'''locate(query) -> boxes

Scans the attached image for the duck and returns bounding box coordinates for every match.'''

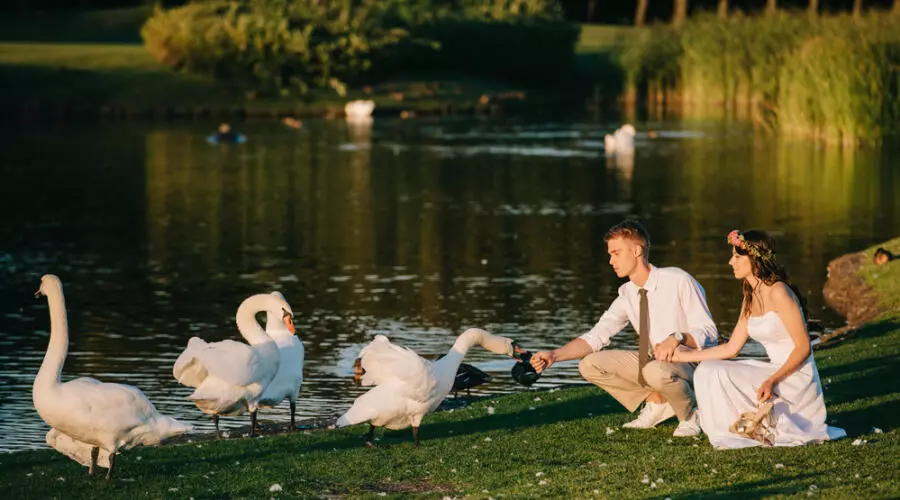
[604,124,636,153]
[173,293,294,436]
[345,100,375,122]
[281,117,303,129]
[257,292,305,430]
[336,328,517,447]
[32,275,191,479]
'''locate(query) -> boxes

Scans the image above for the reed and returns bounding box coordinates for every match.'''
[617,11,900,144]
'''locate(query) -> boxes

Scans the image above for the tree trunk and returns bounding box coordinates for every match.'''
[635,0,648,27]
[808,0,818,16]
[852,0,862,17]
[586,0,598,22]
[718,0,728,19]
[894,0,900,15]
[765,0,777,16]
[673,0,688,26]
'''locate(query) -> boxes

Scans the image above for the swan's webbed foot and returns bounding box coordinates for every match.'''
[290,401,296,432]
[88,446,99,476]
[105,452,116,480]
[365,424,375,448]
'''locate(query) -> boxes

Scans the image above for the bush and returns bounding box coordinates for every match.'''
[142,0,423,94]
[142,0,576,93]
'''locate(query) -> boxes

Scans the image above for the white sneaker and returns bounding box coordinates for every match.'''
[622,402,676,429]
[673,409,702,437]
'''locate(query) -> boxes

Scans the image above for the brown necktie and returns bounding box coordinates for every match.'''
[638,288,649,386]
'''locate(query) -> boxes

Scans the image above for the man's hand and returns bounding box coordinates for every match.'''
[653,335,680,362]
[530,351,556,373]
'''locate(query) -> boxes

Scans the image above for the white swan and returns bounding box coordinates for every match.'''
[336,328,516,447]
[173,293,293,436]
[32,275,191,479]
[257,291,305,429]
[345,100,375,121]
[604,124,636,153]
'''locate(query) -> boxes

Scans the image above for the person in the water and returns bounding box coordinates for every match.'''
[208,123,246,144]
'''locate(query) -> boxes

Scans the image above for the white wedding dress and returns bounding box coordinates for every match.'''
[694,311,846,449]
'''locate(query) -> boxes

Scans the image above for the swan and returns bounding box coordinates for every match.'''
[604,124,636,153]
[173,292,293,436]
[32,275,191,479]
[257,292,305,430]
[345,100,375,121]
[336,328,517,447]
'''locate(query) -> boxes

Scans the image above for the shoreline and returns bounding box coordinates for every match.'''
[2,242,897,497]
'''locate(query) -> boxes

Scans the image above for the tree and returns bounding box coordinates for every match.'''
[718,0,728,19]
[766,0,777,15]
[852,0,862,17]
[635,0,648,27]
[808,0,818,17]
[673,0,688,26]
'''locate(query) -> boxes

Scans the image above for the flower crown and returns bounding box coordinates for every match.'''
[727,230,775,261]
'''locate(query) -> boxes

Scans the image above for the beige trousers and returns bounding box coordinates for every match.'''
[578,350,696,421]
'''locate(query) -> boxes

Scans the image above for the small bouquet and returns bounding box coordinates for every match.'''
[730,398,777,446]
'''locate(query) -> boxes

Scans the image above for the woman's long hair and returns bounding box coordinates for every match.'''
[733,230,808,322]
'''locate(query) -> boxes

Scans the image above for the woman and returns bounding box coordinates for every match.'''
[672,229,846,449]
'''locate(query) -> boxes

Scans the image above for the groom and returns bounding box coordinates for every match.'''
[530,220,717,436]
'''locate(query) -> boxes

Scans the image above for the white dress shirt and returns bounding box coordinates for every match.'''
[579,265,718,352]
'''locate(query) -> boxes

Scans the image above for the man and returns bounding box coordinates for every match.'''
[530,220,717,436]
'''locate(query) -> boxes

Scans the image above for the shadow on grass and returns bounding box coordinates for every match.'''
[649,472,820,499]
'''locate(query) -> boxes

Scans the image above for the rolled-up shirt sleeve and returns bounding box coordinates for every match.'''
[579,295,630,352]
[679,276,718,350]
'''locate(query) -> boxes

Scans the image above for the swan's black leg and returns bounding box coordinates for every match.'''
[213,414,220,435]
[412,426,420,448]
[290,401,296,431]
[88,446,99,476]
[250,410,258,437]
[365,424,375,448]
[105,452,116,480]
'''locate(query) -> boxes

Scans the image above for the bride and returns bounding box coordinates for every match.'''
[672,229,846,449]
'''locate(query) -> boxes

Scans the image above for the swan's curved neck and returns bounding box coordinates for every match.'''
[236,295,275,345]
[435,329,513,379]
[35,285,68,391]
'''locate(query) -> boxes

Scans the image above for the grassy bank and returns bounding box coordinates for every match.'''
[3,254,899,497]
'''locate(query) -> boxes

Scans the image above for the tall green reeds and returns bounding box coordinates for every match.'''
[617,11,900,144]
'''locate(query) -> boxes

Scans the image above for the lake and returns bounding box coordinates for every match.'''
[0,115,897,452]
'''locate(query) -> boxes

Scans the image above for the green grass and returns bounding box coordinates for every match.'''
[3,298,899,498]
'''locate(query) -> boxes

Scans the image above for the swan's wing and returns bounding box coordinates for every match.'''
[358,335,430,387]
[173,337,210,387]
[62,378,157,418]
[175,339,268,388]
[336,378,411,428]
[46,429,111,468]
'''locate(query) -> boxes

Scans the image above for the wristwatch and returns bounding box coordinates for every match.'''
[671,332,685,344]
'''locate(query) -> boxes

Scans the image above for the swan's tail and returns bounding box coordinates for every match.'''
[127,414,193,448]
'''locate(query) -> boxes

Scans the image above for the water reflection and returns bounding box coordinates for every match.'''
[0,117,896,451]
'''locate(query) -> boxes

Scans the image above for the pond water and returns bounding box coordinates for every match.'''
[0,116,897,452]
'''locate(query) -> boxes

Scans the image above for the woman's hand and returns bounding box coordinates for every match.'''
[757,378,776,402]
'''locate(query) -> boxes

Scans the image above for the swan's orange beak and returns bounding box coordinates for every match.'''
[282,313,296,335]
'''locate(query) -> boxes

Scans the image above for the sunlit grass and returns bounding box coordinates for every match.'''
[2,302,898,498]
